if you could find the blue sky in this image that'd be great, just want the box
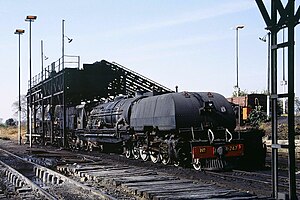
[0,0,299,120]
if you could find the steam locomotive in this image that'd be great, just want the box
[67,91,248,170]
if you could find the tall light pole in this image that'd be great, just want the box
[14,29,25,145]
[25,15,37,148]
[41,40,44,81]
[235,25,244,95]
[62,19,73,69]
[259,32,271,117]
[235,25,244,129]
[61,19,73,147]
[62,19,65,69]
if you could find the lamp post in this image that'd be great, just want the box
[62,19,73,69]
[25,15,37,148]
[61,19,73,147]
[62,19,65,69]
[235,25,244,129]
[235,25,244,94]
[259,32,271,117]
[14,29,25,145]
[41,40,44,81]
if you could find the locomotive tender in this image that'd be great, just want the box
[70,91,245,170]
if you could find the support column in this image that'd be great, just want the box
[287,2,296,198]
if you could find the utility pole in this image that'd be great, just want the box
[25,15,37,148]
[14,29,25,145]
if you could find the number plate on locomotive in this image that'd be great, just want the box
[225,144,244,157]
[227,145,239,151]
[192,146,214,159]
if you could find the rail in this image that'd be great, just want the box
[0,148,57,200]
[0,147,116,200]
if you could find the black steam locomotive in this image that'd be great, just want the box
[68,91,247,170]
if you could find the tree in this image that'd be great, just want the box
[295,97,300,115]
[248,109,268,126]
[5,118,16,126]
[12,95,27,121]
[0,118,4,127]
[232,88,248,97]
[255,89,269,95]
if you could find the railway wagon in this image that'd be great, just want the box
[227,94,267,123]
[65,91,258,170]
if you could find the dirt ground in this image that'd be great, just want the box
[0,126,26,141]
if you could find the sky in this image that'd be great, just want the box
[0,0,299,121]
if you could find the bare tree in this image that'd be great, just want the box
[12,95,27,122]
[295,97,300,115]
[5,118,16,126]
[232,88,248,97]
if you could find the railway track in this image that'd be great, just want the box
[205,169,300,198]
[265,151,300,170]
[56,154,258,200]
[1,138,298,199]
[0,141,259,200]
[232,169,300,191]
[0,148,116,200]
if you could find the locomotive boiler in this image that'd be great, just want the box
[70,91,245,170]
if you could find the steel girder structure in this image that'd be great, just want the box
[256,0,299,199]
[27,63,67,147]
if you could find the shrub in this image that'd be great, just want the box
[249,109,268,127]
[5,118,16,126]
